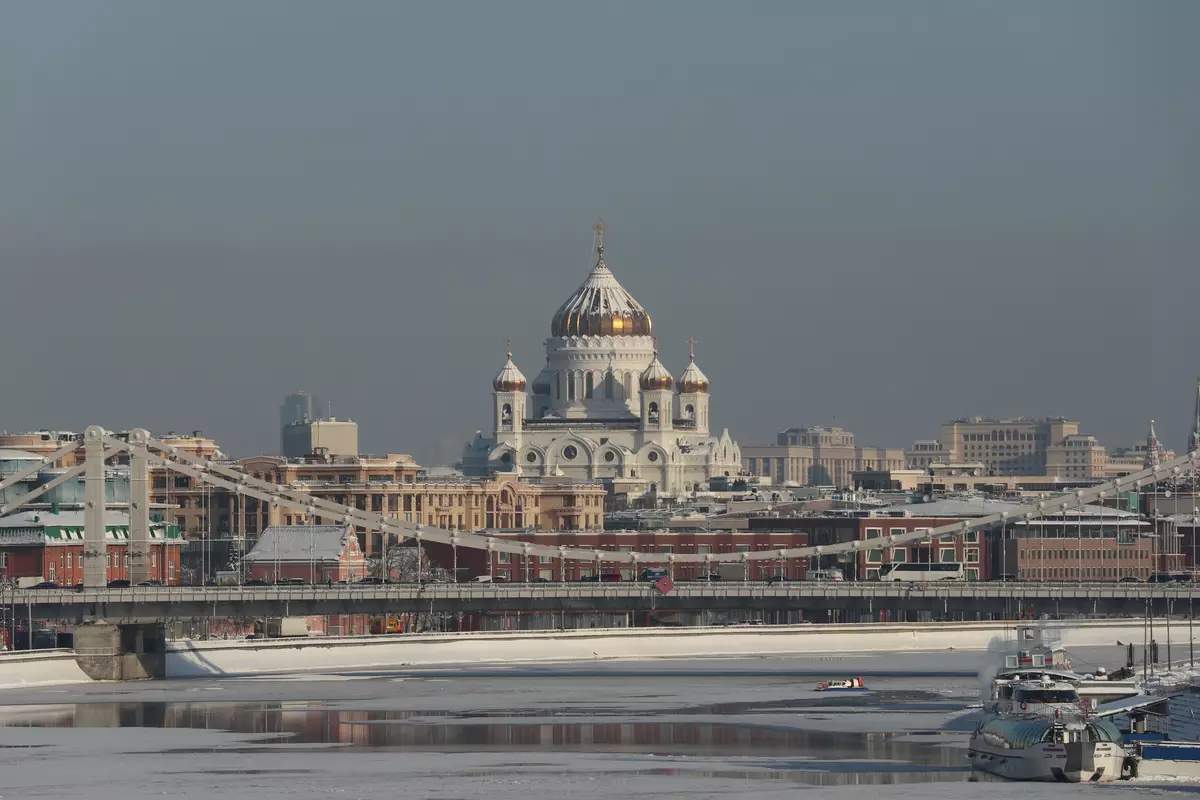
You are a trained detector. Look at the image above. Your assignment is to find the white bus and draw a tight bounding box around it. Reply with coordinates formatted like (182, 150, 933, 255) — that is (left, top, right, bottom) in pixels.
(881, 562, 965, 582)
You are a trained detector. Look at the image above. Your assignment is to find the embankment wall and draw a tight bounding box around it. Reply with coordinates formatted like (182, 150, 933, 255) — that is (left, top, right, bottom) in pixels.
(164, 619, 1150, 678)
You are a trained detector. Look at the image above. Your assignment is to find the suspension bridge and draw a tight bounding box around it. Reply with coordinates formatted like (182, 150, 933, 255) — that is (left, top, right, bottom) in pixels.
(0, 424, 1195, 618)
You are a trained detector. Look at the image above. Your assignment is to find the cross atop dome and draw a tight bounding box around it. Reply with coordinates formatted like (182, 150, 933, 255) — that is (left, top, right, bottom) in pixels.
(688, 336, 697, 361)
(593, 217, 607, 258)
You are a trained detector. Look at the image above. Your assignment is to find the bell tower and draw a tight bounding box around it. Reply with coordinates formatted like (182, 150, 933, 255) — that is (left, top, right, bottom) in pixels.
(677, 337, 711, 436)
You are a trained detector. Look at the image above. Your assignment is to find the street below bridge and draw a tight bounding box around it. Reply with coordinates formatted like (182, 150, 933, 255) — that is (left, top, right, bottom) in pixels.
(6, 581, 1200, 623)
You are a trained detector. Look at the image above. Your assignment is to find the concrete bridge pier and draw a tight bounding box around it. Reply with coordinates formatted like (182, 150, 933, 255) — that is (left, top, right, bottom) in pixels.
(73, 621, 166, 681)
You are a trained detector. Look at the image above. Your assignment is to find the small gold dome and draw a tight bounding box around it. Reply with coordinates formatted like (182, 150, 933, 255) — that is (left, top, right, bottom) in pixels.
(492, 346, 527, 392)
(678, 342, 710, 394)
(640, 354, 674, 391)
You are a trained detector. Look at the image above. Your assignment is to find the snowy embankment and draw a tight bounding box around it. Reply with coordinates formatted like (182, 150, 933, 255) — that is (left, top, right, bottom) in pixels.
(0, 650, 93, 689)
(165, 619, 1147, 678)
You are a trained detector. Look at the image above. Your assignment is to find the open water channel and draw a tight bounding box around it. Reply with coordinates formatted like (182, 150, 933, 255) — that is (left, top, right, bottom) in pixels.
(0, 646, 1188, 798)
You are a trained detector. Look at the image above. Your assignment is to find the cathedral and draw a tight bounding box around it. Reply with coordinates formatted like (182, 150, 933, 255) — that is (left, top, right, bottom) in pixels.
(461, 220, 742, 499)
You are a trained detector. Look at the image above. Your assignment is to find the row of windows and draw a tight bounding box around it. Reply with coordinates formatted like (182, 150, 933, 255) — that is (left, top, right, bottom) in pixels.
(962, 431, 1047, 442)
(865, 547, 981, 564)
(1019, 549, 1146, 561)
(1020, 567, 1149, 578)
(865, 527, 980, 543)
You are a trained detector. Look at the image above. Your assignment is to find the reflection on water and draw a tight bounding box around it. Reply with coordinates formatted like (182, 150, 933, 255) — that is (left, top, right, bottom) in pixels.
(0, 702, 970, 787)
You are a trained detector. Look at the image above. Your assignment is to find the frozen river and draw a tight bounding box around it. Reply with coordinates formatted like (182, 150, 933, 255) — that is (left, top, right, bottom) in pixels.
(0, 644, 1189, 798)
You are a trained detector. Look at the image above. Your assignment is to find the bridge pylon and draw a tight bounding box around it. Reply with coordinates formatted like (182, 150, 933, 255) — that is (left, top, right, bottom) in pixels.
(83, 426, 109, 587)
(128, 429, 152, 584)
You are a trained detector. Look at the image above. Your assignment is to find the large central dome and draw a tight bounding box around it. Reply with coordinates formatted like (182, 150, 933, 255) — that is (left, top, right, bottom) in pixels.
(550, 220, 653, 338)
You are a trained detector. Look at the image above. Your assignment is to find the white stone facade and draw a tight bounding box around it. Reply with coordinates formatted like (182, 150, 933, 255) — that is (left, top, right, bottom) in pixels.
(461, 223, 741, 498)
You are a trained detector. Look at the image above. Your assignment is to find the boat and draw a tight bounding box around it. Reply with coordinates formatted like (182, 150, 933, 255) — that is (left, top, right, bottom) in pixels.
(815, 677, 866, 692)
(985, 625, 1143, 712)
(968, 680, 1126, 782)
(969, 714, 1126, 782)
(986, 667, 1142, 714)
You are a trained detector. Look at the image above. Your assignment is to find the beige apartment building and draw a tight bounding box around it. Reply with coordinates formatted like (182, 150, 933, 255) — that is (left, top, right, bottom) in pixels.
(152, 451, 608, 554)
(743, 426, 906, 488)
(936, 417, 1080, 475)
(281, 418, 359, 459)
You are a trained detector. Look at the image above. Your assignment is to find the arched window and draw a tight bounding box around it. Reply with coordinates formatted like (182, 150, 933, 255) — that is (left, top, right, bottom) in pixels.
(501, 403, 512, 424)
(685, 403, 695, 420)
(648, 402, 659, 422)
(624, 372, 634, 398)
(585, 372, 594, 399)
(604, 371, 614, 399)
(568, 372, 577, 400)
(556, 373, 563, 400)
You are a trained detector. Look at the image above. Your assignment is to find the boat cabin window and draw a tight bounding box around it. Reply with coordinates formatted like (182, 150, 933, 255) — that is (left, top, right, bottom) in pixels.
(1013, 688, 1078, 704)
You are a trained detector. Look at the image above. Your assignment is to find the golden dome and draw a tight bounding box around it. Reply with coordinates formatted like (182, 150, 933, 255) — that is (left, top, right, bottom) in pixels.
(640, 353, 674, 391)
(492, 344, 527, 392)
(550, 219, 653, 338)
(678, 338, 710, 393)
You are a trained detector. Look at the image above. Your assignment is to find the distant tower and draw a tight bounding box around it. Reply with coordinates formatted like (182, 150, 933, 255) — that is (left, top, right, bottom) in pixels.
(492, 339, 527, 469)
(677, 337, 711, 435)
(280, 391, 321, 454)
(1143, 418, 1162, 470)
(1190, 379, 1200, 454)
(639, 347, 674, 433)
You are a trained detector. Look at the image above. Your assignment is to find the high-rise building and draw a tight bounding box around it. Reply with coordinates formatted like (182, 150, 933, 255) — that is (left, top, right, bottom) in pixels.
(1189, 379, 1200, 455)
(280, 391, 322, 429)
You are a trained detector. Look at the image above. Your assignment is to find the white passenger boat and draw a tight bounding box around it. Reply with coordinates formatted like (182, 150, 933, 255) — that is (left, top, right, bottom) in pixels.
(814, 677, 867, 692)
(969, 680, 1125, 782)
(969, 713, 1126, 782)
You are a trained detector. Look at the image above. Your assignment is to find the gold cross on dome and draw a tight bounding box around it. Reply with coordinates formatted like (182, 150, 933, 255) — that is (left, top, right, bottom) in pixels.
(592, 217, 607, 253)
(504, 336, 514, 358)
(688, 337, 696, 359)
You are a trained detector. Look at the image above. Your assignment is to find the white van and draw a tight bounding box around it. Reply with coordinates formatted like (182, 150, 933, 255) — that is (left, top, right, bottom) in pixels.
(469, 575, 494, 583)
(806, 568, 845, 582)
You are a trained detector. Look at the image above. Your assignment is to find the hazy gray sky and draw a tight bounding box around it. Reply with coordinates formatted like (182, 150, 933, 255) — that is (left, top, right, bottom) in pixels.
(3, 2, 1198, 464)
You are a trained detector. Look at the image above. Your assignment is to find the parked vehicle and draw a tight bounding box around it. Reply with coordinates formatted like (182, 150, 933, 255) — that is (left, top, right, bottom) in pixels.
(806, 568, 845, 582)
(639, 568, 669, 582)
(880, 563, 964, 582)
(275, 577, 308, 586)
(29, 581, 60, 590)
(106, 580, 131, 588)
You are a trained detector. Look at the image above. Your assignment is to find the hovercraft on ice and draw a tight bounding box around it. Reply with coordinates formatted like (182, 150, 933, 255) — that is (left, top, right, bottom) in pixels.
(815, 677, 867, 692)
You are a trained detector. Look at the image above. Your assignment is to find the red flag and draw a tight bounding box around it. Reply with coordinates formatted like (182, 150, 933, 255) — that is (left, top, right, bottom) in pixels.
(655, 576, 675, 594)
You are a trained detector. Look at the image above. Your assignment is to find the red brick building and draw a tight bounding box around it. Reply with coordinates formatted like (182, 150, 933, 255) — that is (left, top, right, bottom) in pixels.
(0, 509, 183, 585)
(425, 529, 811, 582)
(244, 525, 367, 583)
(743, 514, 991, 581)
